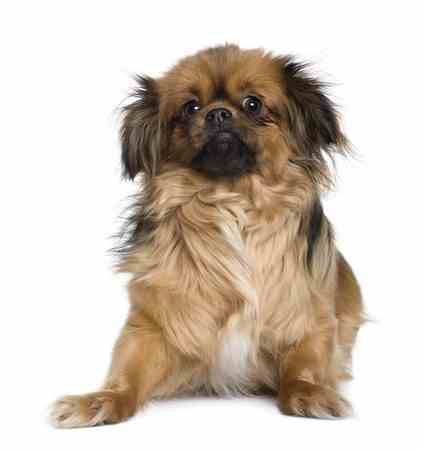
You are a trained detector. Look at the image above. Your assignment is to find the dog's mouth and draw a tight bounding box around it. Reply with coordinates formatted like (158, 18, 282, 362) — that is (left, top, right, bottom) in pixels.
(190, 131, 256, 177)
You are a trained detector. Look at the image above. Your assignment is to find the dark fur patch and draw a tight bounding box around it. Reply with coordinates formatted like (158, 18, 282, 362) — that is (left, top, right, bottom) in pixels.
(282, 58, 348, 185)
(191, 132, 256, 178)
(113, 183, 155, 258)
(121, 76, 161, 179)
(214, 83, 227, 100)
(307, 199, 324, 267)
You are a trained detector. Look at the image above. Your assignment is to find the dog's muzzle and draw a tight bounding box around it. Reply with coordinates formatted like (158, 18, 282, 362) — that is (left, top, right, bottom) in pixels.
(191, 131, 256, 177)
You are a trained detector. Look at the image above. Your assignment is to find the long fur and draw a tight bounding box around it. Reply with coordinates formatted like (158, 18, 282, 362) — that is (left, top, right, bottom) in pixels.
(51, 45, 364, 428)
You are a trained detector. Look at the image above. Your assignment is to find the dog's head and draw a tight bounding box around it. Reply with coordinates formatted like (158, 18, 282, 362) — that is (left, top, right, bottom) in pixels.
(121, 45, 347, 182)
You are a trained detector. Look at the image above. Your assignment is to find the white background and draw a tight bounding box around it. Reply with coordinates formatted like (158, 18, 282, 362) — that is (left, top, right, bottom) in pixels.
(1, 1, 422, 448)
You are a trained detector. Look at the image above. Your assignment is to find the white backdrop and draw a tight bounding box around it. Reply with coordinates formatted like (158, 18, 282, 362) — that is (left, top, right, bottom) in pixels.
(1, 1, 422, 448)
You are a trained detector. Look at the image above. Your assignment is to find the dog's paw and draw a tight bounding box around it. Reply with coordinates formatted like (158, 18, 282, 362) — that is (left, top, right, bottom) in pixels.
(50, 391, 129, 428)
(278, 380, 352, 419)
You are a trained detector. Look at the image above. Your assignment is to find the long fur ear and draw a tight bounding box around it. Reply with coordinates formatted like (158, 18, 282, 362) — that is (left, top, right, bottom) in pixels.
(281, 57, 348, 184)
(121, 75, 161, 179)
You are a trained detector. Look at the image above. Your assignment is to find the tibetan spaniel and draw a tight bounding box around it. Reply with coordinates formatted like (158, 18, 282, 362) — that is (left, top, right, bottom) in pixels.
(51, 44, 364, 427)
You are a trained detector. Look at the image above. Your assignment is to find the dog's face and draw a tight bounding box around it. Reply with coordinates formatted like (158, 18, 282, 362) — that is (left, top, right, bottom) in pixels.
(121, 45, 346, 181)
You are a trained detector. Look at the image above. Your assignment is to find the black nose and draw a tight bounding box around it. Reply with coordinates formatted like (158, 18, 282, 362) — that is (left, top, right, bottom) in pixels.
(205, 107, 232, 126)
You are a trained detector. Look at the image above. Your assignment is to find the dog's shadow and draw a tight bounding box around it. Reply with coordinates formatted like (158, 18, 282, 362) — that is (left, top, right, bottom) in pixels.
(144, 391, 278, 417)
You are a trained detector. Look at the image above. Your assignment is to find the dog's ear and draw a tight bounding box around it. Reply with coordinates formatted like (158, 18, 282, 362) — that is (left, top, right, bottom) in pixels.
(120, 75, 161, 179)
(281, 58, 347, 163)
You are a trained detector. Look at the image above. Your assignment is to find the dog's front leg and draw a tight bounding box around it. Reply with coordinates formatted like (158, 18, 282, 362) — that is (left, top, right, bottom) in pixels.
(277, 320, 351, 419)
(50, 311, 172, 428)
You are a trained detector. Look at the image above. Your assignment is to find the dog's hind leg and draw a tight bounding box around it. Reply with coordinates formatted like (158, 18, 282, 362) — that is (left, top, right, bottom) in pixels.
(332, 252, 364, 383)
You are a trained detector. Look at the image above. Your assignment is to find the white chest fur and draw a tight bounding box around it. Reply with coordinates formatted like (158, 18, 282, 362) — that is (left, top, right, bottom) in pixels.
(208, 312, 257, 394)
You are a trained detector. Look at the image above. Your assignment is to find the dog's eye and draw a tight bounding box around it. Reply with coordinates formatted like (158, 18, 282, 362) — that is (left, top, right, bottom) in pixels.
(183, 100, 201, 116)
(242, 96, 262, 114)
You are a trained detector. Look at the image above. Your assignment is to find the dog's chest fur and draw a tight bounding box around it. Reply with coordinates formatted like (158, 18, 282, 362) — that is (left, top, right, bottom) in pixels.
(209, 311, 255, 393)
(137, 173, 306, 393)
(193, 192, 290, 393)
(206, 214, 287, 393)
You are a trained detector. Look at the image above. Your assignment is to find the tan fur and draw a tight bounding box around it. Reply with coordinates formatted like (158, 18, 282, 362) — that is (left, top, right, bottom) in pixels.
(51, 45, 364, 427)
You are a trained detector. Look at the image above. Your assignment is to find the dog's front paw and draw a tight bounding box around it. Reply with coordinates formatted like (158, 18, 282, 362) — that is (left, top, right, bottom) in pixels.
(278, 380, 352, 419)
(50, 390, 132, 428)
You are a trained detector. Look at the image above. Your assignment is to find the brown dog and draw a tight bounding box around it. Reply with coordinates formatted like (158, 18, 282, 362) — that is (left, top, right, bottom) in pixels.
(51, 44, 364, 427)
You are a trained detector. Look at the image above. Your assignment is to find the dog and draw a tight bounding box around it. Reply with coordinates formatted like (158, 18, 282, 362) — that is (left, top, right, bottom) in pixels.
(51, 44, 364, 427)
